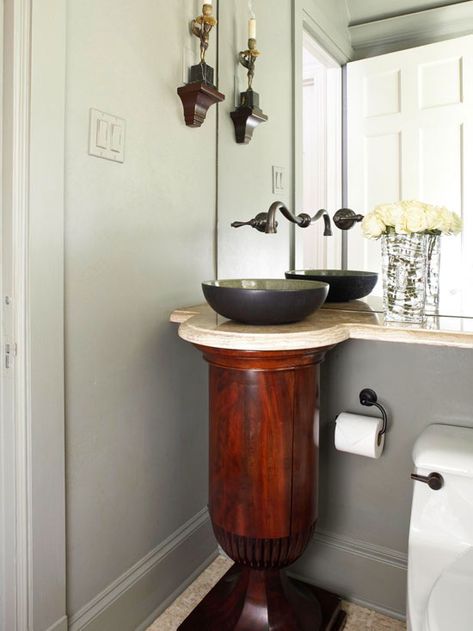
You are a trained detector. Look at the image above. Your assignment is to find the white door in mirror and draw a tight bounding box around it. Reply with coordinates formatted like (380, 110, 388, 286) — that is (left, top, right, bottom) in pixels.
(346, 35, 473, 313)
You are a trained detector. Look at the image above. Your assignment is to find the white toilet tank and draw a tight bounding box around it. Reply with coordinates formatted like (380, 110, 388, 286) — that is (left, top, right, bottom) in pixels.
(408, 424, 473, 631)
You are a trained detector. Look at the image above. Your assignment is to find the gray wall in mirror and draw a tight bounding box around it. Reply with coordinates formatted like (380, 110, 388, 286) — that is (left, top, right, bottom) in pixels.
(216, 0, 294, 279)
(216, 0, 353, 279)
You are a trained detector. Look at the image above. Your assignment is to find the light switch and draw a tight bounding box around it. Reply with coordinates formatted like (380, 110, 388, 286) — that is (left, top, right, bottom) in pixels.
(272, 166, 285, 194)
(110, 124, 122, 153)
(96, 119, 109, 149)
(89, 108, 126, 163)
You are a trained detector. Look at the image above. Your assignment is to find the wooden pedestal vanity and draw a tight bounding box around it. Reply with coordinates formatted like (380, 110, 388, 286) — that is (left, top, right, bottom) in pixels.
(171, 301, 473, 631)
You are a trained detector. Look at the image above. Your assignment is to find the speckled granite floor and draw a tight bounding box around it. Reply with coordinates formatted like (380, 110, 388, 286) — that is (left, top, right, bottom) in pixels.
(147, 556, 406, 630)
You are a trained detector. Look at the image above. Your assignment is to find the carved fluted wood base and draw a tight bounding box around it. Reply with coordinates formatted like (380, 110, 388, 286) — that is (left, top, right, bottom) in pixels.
(212, 524, 315, 569)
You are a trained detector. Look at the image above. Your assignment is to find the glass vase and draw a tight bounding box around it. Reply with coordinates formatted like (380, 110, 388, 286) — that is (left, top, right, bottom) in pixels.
(425, 233, 441, 313)
(381, 232, 429, 323)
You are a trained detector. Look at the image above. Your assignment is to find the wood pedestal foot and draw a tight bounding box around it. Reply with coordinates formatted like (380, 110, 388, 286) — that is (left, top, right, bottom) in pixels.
(177, 564, 346, 631)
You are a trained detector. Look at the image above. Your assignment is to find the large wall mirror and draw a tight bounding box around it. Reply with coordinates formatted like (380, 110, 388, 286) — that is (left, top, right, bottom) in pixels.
(296, 2, 473, 318)
(216, 1, 472, 318)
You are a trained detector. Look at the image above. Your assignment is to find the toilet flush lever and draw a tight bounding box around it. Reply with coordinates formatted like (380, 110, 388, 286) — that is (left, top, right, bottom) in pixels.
(410, 472, 444, 491)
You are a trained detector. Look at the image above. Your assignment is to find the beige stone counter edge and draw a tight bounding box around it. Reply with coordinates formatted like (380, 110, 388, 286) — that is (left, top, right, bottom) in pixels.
(170, 305, 473, 351)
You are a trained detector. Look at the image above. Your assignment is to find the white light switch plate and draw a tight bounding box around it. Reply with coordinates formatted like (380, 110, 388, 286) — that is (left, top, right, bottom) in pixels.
(89, 108, 126, 163)
(272, 166, 285, 194)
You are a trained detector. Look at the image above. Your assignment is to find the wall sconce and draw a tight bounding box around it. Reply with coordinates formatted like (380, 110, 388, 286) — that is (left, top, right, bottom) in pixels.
(231, 16, 268, 144)
(177, 2, 225, 128)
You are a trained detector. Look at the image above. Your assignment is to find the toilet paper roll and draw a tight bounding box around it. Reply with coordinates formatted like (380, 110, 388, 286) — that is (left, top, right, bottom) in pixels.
(335, 412, 385, 459)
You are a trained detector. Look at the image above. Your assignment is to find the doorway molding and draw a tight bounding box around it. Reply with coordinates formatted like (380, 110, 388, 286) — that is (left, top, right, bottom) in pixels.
(292, 3, 349, 270)
(1, 1, 68, 630)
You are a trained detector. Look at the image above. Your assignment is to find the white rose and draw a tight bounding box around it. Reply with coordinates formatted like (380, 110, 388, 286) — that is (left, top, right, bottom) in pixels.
(374, 203, 402, 227)
(405, 206, 428, 233)
(433, 206, 452, 232)
(389, 204, 405, 227)
(394, 209, 408, 234)
(450, 212, 463, 234)
(425, 205, 443, 231)
(362, 212, 386, 239)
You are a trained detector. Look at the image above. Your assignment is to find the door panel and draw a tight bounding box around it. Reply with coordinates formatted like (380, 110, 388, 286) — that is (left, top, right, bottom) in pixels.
(347, 35, 473, 313)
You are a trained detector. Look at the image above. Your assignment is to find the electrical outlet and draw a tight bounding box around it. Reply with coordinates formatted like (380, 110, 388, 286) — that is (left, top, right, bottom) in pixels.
(272, 166, 285, 194)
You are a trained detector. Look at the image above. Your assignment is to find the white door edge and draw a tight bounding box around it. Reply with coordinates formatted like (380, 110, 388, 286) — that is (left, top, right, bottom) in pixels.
(1, 1, 68, 629)
(2, 1, 33, 628)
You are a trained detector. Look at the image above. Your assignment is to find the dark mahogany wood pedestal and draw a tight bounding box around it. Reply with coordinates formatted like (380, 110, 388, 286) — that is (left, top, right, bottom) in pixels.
(178, 346, 346, 631)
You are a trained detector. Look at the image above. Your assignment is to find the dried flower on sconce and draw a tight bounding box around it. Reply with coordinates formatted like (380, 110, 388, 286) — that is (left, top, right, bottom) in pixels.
(177, 2, 225, 129)
(239, 38, 260, 91)
(192, 4, 217, 66)
(231, 17, 268, 144)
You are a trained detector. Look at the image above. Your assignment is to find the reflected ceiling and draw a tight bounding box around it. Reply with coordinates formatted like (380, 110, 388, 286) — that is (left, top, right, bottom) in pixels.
(346, 0, 471, 25)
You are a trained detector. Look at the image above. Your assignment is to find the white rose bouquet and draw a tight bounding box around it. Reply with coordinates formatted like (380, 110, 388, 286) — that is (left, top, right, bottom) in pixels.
(361, 200, 462, 240)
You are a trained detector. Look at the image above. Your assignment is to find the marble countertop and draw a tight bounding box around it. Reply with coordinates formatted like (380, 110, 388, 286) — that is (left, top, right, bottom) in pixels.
(170, 302, 473, 351)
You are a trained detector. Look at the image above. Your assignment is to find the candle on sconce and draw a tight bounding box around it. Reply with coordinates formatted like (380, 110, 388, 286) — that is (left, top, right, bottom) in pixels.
(248, 17, 256, 40)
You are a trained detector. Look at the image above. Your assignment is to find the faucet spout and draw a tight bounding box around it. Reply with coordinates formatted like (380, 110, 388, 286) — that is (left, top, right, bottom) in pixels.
(265, 201, 313, 233)
(311, 209, 333, 236)
(265, 201, 284, 234)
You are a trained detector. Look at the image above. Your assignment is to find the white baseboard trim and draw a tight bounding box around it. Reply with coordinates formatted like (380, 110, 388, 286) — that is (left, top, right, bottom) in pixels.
(44, 615, 68, 631)
(289, 528, 408, 619)
(69, 507, 217, 631)
(313, 529, 407, 570)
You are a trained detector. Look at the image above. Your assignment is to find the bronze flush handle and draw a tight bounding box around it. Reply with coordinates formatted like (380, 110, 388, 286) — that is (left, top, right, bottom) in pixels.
(410, 472, 444, 491)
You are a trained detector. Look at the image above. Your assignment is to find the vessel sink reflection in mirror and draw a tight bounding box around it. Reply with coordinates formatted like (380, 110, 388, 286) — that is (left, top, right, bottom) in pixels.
(285, 270, 378, 303)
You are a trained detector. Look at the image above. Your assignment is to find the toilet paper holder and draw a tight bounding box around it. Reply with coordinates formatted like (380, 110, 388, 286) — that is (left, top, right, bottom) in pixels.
(359, 388, 388, 445)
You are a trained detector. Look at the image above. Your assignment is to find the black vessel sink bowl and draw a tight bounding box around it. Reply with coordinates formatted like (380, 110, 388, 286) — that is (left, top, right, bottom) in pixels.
(202, 279, 329, 325)
(285, 270, 378, 302)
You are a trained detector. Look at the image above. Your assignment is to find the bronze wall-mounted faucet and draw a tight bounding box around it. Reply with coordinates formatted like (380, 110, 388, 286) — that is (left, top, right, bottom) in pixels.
(231, 202, 363, 234)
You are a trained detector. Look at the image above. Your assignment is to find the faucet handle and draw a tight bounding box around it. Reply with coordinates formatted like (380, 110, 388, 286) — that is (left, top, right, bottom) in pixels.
(231, 212, 272, 233)
(333, 208, 364, 230)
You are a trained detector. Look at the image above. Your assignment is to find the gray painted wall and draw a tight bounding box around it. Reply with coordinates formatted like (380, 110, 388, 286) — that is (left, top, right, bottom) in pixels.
(64, 0, 218, 627)
(61, 0, 473, 628)
(292, 340, 473, 617)
(62, 1, 352, 628)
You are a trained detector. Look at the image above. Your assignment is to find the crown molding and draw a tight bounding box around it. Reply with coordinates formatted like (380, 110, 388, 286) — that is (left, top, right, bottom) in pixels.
(350, 2, 473, 59)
